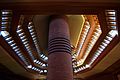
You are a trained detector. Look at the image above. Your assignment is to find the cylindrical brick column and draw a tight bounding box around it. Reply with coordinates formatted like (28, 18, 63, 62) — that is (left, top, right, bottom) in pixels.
(47, 15, 73, 80)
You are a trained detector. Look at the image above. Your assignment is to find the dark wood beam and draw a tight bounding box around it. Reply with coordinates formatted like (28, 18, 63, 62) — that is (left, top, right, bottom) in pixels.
(0, 36, 27, 70)
(74, 10, 120, 74)
(9, 12, 35, 66)
(9, 14, 47, 71)
(84, 10, 110, 64)
(0, 2, 120, 15)
(116, 9, 120, 40)
(77, 15, 97, 60)
(91, 36, 119, 69)
(21, 15, 47, 64)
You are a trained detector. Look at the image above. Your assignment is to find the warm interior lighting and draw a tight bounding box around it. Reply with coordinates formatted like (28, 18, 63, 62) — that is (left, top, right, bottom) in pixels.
(17, 24, 47, 69)
(105, 10, 117, 29)
(28, 22, 48, 61)
(1, 31, 9, 37)
(73, 11, 117, 73)
(34, 59, 47, 67)
(75, 21, 90, 57)
(27, 65, 32, 69)
(74, 64, 90, 73)
(73, 16, 102, 68)
(88, 29, 118, 66)
(74, 29, 118, 73)
(1, 9, 118, 75)
(1, 31, 29, 66)
(17, 25, 35, 61)
(1, 10, 12, 31)
(27, 65, 47, 74)
(2, 10, 12, 15)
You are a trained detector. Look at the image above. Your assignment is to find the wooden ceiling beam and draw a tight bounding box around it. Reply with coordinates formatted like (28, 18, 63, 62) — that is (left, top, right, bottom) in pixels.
(74, 9, 120, 74)
(10, 14, 47, 71)
(0, 2, 120, 15)
(84, 10, 110, 64)
(21, 15, 47, 64)
(9, 13, 35, 67)
(0, 36, 27, 70)
(77, 15, 97, 60)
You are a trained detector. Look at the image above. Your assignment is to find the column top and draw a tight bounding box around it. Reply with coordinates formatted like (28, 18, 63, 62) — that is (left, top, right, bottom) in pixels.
(49, 15, 68, 23)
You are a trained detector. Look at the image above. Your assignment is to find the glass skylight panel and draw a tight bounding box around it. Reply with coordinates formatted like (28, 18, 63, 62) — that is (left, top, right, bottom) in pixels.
(108, 30, 118, 37)
(17, 25, 35, 61)
(106, 17, 116, 21)
(2, 17, 10, 21)
(34, 59, 47, 67)
(2, 10, 12, 15)
(107, 22, 116, 25)
(107, 12, 115, 15)
(1, 31, 9, 37)
(88, 30, 118, 66)
(106, 36, 113, 41)
(73, 16, 102, 69)
(74, 64, 90, 73)
(1, 31, 29, 66)
(27, 22, 48, 61)
(105, 10, 117, 30)
(44, 57, 48, 60)
(44, 70, 47, 73)
(27, 65, 32, 69)
(1, 10, 12, 31)
(76, 20, 90, 57)
(79, 25, 102, 65)
(42, 64, 46, 67)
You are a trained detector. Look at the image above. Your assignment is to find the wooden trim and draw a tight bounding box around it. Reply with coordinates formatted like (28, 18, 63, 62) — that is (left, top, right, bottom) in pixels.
(91, 36, 119, 69)
(77, 15, 97, 60)
(84, 10, 110, 64)
(0, 36, 27, 70)
(74, 10, 119, 74)
(21, 15, 47, 64)
(0, 2, 120, 15)
(9, 13, 36, 66)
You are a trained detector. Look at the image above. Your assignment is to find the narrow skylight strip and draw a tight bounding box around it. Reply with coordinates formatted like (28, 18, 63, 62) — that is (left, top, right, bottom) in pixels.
(105, 10, 117, 29)
(88, 30, 117, 66)
(1, 31, 29, 66)
(28, 22, 48, 61)
(82, 25, 102, 63)
(74, 30, 117, 73)
(74, 21, 90, 58)
(74, 64, 90, 73)
(1, 10, 12, 31)
(27, 65, 47, 74)
(34, 59, 47, 67)
(17, 23, 47, 68)
(17, 25, 35, 61)
(2, 10, 12, 15)
(73, 24, 102, 68)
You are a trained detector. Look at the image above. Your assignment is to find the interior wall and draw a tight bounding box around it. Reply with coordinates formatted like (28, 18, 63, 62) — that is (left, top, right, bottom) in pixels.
(0, 64, 31, 80)
(86, 73, 118, 80)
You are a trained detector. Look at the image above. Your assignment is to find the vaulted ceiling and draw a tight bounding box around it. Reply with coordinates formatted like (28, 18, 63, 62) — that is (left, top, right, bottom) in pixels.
(0, 1, 120, 80)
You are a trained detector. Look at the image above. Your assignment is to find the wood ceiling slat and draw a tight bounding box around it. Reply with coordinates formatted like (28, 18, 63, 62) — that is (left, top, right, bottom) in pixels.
(77, 15, 97, 60)
(21, 16, 47, 64)
(83, 11, 110, 65)
(0, 36, 27, 70)
(0, 1, 120, 77)
(74, 10, 120, 74)
(0, 2, 119, 15)
(9, 13, 35, 67)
